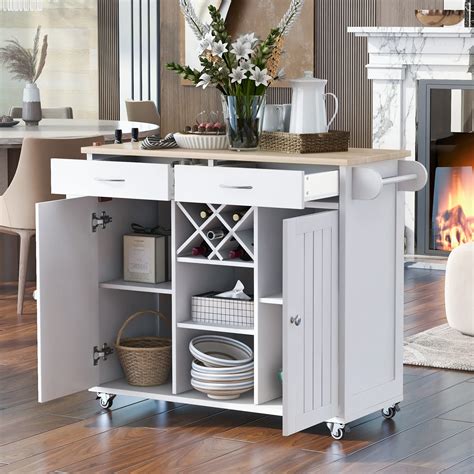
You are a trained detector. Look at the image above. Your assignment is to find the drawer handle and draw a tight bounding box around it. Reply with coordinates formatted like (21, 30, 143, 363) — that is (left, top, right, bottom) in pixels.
(219, 184, 253, 190)
(94, 178, 126, 182)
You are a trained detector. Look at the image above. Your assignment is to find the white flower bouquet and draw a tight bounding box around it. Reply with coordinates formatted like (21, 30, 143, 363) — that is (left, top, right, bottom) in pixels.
(167, 0, 305, 149)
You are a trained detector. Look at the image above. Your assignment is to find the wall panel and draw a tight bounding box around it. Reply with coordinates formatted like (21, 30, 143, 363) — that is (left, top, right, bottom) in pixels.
(119, 0, 160, 120)
(98, 0, 120, 120)
(316, 0, 376, 148)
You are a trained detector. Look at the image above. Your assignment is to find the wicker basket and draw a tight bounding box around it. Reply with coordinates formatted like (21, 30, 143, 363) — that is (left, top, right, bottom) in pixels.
(116, 310, 171, 386)
(259, 130, 350, 154)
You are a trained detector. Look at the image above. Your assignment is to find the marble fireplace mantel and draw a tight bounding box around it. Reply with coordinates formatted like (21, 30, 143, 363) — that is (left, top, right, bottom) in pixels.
(348, 26, 474, 254)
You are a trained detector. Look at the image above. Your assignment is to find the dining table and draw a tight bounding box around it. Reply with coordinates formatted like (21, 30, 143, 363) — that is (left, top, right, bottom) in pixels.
(0, 118, 159, 192)
(0, 118, 159, 282)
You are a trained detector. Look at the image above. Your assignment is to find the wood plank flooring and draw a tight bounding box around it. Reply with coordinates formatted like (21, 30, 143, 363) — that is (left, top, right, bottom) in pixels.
(0, 269, 473, 473)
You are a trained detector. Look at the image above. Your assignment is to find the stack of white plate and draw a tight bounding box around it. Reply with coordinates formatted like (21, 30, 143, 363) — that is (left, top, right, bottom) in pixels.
(189, 335, 254, 400)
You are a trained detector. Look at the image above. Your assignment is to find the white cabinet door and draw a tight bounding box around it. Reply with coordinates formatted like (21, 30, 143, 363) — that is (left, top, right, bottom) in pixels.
(282, 211, 339, 435)
(36, 197, 100, 402)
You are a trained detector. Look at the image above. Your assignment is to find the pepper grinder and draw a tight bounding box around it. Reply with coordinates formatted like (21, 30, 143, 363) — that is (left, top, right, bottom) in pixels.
(114, 129, 122, 144)
(466, 1, 473, 27)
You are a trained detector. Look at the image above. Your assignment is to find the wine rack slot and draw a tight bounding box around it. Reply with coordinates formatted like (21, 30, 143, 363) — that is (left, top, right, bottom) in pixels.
(176, 202, 255, 266)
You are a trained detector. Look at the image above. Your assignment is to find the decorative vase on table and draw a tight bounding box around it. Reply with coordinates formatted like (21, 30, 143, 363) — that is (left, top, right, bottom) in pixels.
(166, 0, 305, 150)
(0, 25, 48, 126)
(22, 83, 42, 126)
(221, 95, 265, 151)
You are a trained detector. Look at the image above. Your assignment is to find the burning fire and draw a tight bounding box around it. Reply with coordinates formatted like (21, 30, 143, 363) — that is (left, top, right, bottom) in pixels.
(433, 167, 473, 252)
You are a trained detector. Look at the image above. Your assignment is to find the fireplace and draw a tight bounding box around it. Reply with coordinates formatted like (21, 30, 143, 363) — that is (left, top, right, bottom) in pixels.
(416, 80, 474, 256)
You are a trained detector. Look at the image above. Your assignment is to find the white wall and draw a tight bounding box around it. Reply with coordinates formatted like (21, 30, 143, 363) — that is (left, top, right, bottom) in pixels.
(0, 0, 98, 118)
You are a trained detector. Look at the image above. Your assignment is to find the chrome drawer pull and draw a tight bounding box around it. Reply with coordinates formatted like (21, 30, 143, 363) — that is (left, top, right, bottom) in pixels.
(94, 178, 126, 182)
(219, 184, 253, 190)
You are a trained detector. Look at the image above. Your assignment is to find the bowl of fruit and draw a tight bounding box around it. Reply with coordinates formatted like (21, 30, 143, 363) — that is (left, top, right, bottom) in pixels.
(174, 111, 229, 150)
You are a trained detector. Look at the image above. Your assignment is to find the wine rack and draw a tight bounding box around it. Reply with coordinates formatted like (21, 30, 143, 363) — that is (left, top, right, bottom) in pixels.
(176, 202, 255, 266)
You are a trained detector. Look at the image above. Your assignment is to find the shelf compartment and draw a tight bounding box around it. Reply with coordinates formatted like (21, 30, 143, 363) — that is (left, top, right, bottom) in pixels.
(259, 293, 283, 305)
(177, 256, 254, 268)
(176, 201, 255, 264)
(90, 379, 282, 416)
(99, 279, 172, 294)
(177, 319, 254, 335)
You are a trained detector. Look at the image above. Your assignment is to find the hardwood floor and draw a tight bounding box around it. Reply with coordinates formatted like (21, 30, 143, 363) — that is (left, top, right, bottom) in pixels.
(0, 269, 472, 473)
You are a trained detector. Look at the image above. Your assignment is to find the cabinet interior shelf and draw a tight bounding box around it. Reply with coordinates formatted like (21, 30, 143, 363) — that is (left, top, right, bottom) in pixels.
(177, 256, 254, 268)
(99, 279, 173, 294)
(177, 319, 254, 335)
(259, 293, 283, 305)
(90, 379, 282, 416)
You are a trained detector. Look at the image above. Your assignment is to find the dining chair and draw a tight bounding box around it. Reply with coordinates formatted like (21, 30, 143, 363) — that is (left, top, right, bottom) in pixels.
(125, 100, 161, 127)
(0, 135, 104, 314)
(9, 106, 74, 119)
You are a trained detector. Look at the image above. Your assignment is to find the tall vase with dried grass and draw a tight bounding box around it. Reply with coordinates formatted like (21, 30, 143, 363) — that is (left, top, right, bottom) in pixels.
(0, 26, 48, 126)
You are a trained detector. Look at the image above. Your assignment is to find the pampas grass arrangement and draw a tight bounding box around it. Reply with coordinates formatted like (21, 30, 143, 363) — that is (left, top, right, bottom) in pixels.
(0, 26, 48, 83)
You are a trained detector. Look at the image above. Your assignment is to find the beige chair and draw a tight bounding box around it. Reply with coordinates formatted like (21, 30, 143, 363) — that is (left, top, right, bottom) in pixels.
(0, 135, 104, 314)
(9, 106, 74, 119)
(125, 100, 160, 126)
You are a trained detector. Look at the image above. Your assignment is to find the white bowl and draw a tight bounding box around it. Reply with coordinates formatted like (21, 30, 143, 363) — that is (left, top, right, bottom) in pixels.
(174, 132, 229, 150)
(191, 369, 254, 383)
(189, 335, 253, 367)
(191, 378, 254, 400)
(191, 359, 254, 374)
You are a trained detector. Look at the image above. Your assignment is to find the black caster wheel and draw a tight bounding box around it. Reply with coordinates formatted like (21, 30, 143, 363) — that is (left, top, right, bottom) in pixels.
(381, 403, 400, 419)
(97, 393, 115, 409)
(326, 422, 347, 440)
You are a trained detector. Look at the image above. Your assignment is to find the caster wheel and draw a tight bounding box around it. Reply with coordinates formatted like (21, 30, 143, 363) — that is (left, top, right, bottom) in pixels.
(381, 403, 400, 419)
(97, 393, 115, 409)
(326, 422, 346, 440)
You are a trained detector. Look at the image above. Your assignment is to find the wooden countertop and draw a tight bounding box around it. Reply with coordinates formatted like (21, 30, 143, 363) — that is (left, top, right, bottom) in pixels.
(81, 142, 410, 167)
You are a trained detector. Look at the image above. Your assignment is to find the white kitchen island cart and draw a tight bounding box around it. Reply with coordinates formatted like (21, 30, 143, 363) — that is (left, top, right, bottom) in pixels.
(36, 144, 426, 439)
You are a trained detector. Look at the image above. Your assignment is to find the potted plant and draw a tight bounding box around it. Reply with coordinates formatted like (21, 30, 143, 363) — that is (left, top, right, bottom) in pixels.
(0, 26, 48, 126)
(167, 0, 304, 150)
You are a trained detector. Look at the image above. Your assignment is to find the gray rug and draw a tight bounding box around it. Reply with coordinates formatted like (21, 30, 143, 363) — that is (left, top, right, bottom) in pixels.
(404, 324, 474, 372)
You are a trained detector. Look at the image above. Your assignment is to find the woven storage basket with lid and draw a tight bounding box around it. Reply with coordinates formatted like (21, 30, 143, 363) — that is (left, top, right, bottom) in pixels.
(116, 310, 171, 386)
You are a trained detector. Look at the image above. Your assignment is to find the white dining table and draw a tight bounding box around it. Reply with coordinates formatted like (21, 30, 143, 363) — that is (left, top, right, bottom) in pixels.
(0, 118, 159, 191)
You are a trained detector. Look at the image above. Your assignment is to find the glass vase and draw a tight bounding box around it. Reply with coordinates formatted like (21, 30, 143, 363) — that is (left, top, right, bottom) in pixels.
(221, 94, 265, 151)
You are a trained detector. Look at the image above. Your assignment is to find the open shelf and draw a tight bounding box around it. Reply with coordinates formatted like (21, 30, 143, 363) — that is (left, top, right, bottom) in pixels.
(99, 279, 173, 295)
(177, 319, 254, 335)
(259, 293, 283, 305)
(90, 379, 282, 416)
(177, 256, 254, 268)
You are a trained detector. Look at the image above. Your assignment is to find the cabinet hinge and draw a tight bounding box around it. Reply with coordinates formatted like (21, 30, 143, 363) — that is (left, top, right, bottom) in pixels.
(92, 211, 112, 232)
(93, 343, 114, 366)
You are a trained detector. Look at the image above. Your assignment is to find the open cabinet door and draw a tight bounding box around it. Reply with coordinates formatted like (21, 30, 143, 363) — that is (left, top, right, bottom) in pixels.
(37, 197, 99, 402)
(282, 211, 338, 435)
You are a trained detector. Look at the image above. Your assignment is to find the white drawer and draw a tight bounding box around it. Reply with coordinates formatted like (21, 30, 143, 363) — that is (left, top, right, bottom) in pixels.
(175, 165, 338, 209)
(51, 159, 173, 201)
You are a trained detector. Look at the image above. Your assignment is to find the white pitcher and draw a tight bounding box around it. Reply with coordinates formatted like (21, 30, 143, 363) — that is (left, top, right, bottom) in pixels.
(289, 71, 339, 134)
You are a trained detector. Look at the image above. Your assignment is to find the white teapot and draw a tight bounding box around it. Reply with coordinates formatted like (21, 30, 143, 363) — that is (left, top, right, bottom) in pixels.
(289, 71, 339, 134)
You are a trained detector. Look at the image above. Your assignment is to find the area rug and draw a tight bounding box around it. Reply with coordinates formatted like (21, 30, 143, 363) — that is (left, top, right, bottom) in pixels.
(404, 324, 474, 371)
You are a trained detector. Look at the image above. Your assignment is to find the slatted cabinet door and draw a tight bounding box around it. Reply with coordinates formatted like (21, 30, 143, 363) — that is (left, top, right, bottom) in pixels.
(37, 197, 100, 402)
(282, 211, 339, 436)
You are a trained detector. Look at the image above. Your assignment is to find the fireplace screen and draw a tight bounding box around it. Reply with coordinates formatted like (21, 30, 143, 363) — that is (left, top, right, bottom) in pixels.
(417, 81, 474, 256)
